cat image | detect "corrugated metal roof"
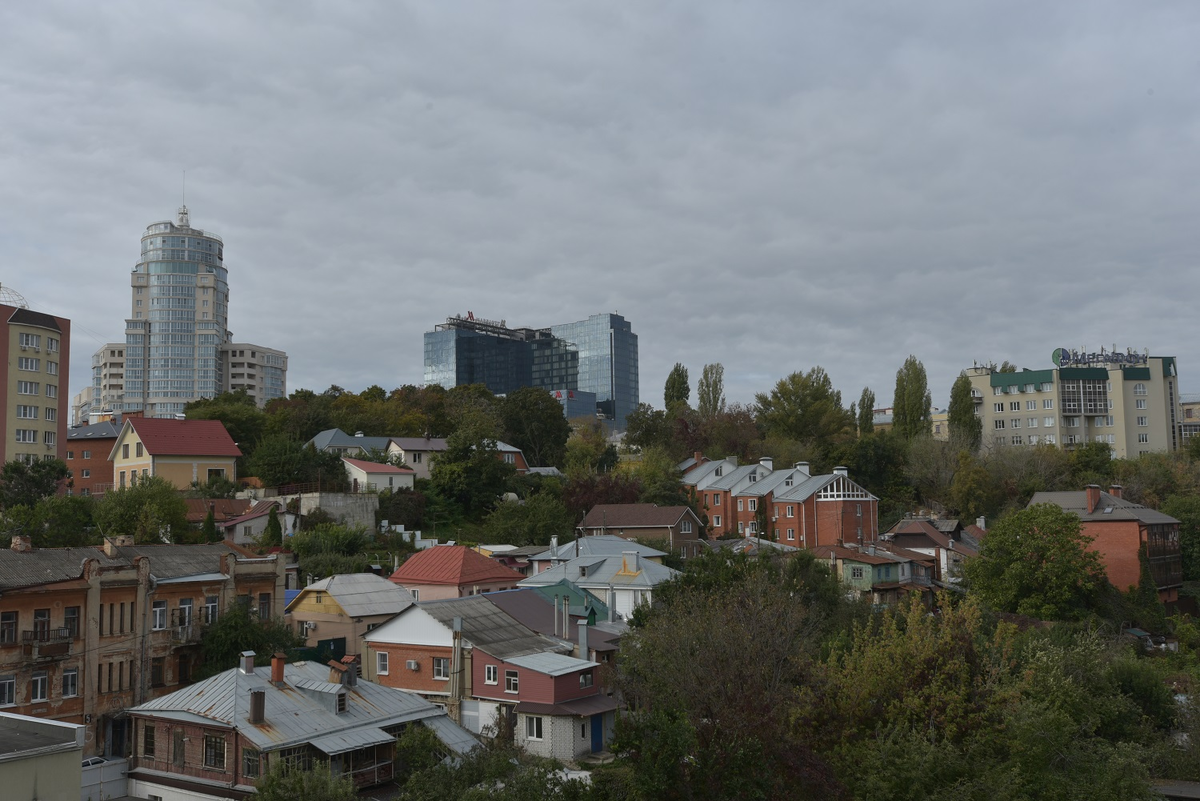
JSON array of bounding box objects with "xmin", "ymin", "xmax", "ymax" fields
[
  {"xmin": 506, "ymin": 652, "xmax": 597, "ymax": 677},
  {"xmin": 131, "ymin": 659, "xmax": 475, "ymax": 753},
  {"xmin": 0, "ymin": 542, "xmax": 261, "ymax": 591},
  {"xmin": 579, "ymin": 504, "xmax": 692, "ymax": 529},
  {"xmin": 310, "ymin": 726, "xmax": 393, "ymax": 755},
  {"xmin": 1029, "ymin": 491, "xmax": 1179, "ymax": 525},
  {"xmin": 418, "ymin": 596, "xmax": 565, "ymax": 660},
  {"xmin": 529, "ymin": 535, "xmax": 664, "ymax": 563},
  {"xmin": 422, "ymin": 715, "xmax": 481, "ymax": 755},
  {"xmin": 519, "ymin": 554, "xmax": 679, "ymax": 592},
  {"xmin": 287, "ymin": 573, "xmax": 414, "ymax": 617}
]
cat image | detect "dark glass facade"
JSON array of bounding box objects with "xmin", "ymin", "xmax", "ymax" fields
[{"xmin": 551, "ymin": 313, "xmax": 639, "ymax": 428}]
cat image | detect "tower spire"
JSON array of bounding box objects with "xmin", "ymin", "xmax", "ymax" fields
[{"xmin": 177, "ymin": 170, "xmax": 189, "ymax": 226}]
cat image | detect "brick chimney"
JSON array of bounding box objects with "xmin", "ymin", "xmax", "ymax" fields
[
  {"xmin": 9, "ymin": 535, "xmax": 31, "ymax": 553},
  {"xmin": 1109, "ymin": 484, "xmax": 1123, "ymax": 500},
  {"xmin": 328, "ymin": 660, "xmax": 349, "ymax": 686},
  {"xmin": 1085, "ymin": 484, "xmax": 1101, "ymax": 515},
  {"xmin": 271, "ymin": 652, "xmax": 286, "ymax": 687}
]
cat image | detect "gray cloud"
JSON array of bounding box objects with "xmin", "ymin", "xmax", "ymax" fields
[{"xmin": 2, "ymin": 0, "xmax": 1198, "ymax": 414}]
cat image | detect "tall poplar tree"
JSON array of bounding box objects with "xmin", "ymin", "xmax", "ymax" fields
[
  {"xmin": 696, "ymin": 363, "xmax": 726, "ymax": 420},
  {"xmin": 664, "ymin": 363, "xmax": 690, "ymax": 409},
  {"xmin": 892, "ymin": 356, "xmax": 932, "ymax": 440},
  {"xmin": 857, "ymin": 387, "xmax": 876, "ymax": 437},
  {"xmin": 948, "ymin": 372, "xmax": 982, "ymax": 452}
]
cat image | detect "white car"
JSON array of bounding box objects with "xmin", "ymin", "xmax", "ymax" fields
[{"xmin": 81, "ymin": 756, "xmax": 108, "ymax": 767}]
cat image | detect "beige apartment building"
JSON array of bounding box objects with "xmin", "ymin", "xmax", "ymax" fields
[
  {"xmin": 967, "ymin": 351, "xmax": 1180, "ymax": 459},
  {"xmin": 1, "ymin": 293, "xmax": 69, "ymax": 464}
]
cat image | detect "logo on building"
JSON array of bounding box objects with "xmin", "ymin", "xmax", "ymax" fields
[{"xmin": 1052, "ymin": 347, "xmax": 1149, "ymax": 368}]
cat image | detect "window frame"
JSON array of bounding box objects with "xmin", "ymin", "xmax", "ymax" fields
[
  {"xmin": 485, "ymin": 664, "xmax": 498, "ymax": 685},
  {"xmin": 524, "ymin": 715, "xmax": 544, "ymax": 741},
  {"xmin": 432, "ymin": 657, "xmax": 450, "ymax": 681},
  {"xmin": 62, "ymin": 668, "xmax": 78, "ymax": 698},
  {"xmin": 203, "ymin": 733, "xmax": 226, "ymax": 770},
  {"xmin": 505, "ymin": 669, "xmax": 519, "ymax": 694},
  {"xmin": 376, "ymin": 651, "xmax": 389, "ymax": 675}
]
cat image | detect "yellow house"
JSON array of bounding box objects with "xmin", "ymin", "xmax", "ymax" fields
[{"xmin": 109, "ymin": 417, "xmax": 241, "ymax": 490}]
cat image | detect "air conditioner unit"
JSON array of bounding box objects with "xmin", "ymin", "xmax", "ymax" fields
[
  {"xmin": 19, "ymin": 346, "xmax": 26, "ymax": 351},
  {"xmin": 304, "ymin": 621, "xmax": 317, "ymax": 632},
  {"xmin": 406, "ymin": 660, "xmax": 420, "ymax": 671}
]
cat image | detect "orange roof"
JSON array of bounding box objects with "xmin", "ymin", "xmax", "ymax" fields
[
  {"xmin": 389, "ymin": 545, "xmax": 525, "ymax": 587},
  {"xmin": 184, "ymin": 498, "xmax": 252, "ymax": 524},
  {"xmin": 126, "ymin": 417, "xmax": 242, "ymax": 457}
]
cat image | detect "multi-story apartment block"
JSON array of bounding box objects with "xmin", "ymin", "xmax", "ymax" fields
[
  {"xmin": 0, "ymin": 535, "xmax": 289, "ymax": 758},
  {"xmin": 65, "ymin": 419, "xmax": 121, "ymax": 496},
  {"xmin": 1, "ymin": 291, "xmax": 69, "ymax": 464},
  {"xmin": 90, "ymin": 208, "xmax": 287, "ymax": 418},
  {"xmin": 424, "ymin": 311, "xmax": 639, "ymax": 428},
  {"xmin": 966, "ymin": 350, "xmax": 1180, "ymax": 459}
]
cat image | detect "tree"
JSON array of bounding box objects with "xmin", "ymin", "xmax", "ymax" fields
[
  {"xmin": 185, "ymin": 390, "xmax": 266, "ymax": 459},
  {"xmin": 564, "ymin": 419, "xmax": 618, "ymax": 474},
  {"xmin": 499, "ymin": 386, "xmax": 570, "ymax": 468},
  {"xmin": 963, "ymin": 503, "xmax": 1107, "ymax": 619},
  {"xmin": 253, "ymin": 760, "xmax": 357, "ymax": 801},
  {"xmin": 755, "ymin": 368, "xmax": 854, "ymax": 459},
  {"xmin": 0, "ymin": 459, "xmax": 70, "ymax": 509},
  {"xmin": 257, "ymin": 505, "xmax": 284, "ymax": 549},
  {"xmin": 891, "ymin": 355, "xmax": 932, "ymax": 440},
  {"xmin": 194, "ymin": 602, "xmax": 303, "ymax": 680},
  {"xmin": 25, "ymin": 494, "xmax": 98, "ymax": 547},
  {"xmin": 663, "ymin": 363, "xmax": 690, "ymax": 409},
  {"xmin": 483, "ymin": 491, "xmax": 574, "ymax": 546},
  {"xmin": 948, "ymin": 452, "xmax": 1003, "ymax": 523},
  {"xmin": 201, "ymin": 508, "xmax": 220, "ymax": 542},
  {"xmin": 93, "ymin": 475, "xmax": 189, "ymax": 543},
  {"xmin": 246, "ymin": 435, "xmax": 347, "ymax": 490},
  {"xmin": 696, "ymin": 363, "xmax": 726, "ymax": 420},
  {"xmin": 948, "ymin": 371, "xmax": 982, "ymax": 452},
  {"xmin": 623, "ymin": 403, "xmax": 671, "ymax": 452},
  {"xmin": 429, "ymin": 416, "xmax": 517, "ymax": 520},
  {"xmin": 856, "ymin": 387, "xmax": 875, "ymax": 437},
  {"xmin": 1162, "ymin": 494, "xmax": 1200, "ymax": 582}
]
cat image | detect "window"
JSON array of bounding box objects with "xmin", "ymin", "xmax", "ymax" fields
[
  {"xmin": 1026, "ymin": 400, "xmax": 1037, "ymax": 410},
  {"xmin": 18, "ymin": 333, "xmax": 40, "ymax": 348},
  {"xmin": 1044, "ymin": 417, "xmax": 1055, "ymax": 427},
  {"xmin": 45, "ymin": 384, "xmax": 56, "ymax": 398},
  {"xmin": 63, "ymin": 668, "xmax": 78, "ymax": 698},
  {"xmin": 1011, "ymin": 435, "xmax": 1023, "ymax": 445},
  {"xmin": 1139, "ymin": 433, "xmax": 1150, "ymax": 444},
  {"xmin": 579, "ymin": 671, "xmax": 594, "ymax": 689},
  {"xmin": 151, "ymin": 657, "xmax": 165, "ymax": 687},
  {"xmin": 42, "ymin": 431, "xmax": 55, "ymax": 447},
  {"xmin": 680, "ymin": 519, "xmax": 692, "ymax": 533},
  {"xmin": 243, "ymin": 748, "xmax": 260, "ymax": 779},
  {"xmin": 1064, "ymin": 417, "xmax": 1080, "ymax": 428},
  {"xmin": 1010, "ymin": 418, "xmax": 1021, "ymax": 428},
  {"xmin": 203, "ymin": 734, "xmax": 226, "ymax": 769},
  {"xmin": 787, "ymin": 529, "xmax": 795, "ymax": 540},
  {"xmin": 46, "ymin": 361, "xmax": 58, "ymax": 376},
  {"xmin": 1134, "ymin": 383, "xmax": 1147, "ymax": 396},
  {"xmin": 144, "ymin": 725, "xmax": 156, "ymax": 758},
  {"xmin": 1025, "ymin": 384, "xmax": 1035, "ymax": 393},
  {"xmin": 993, "ymin": 402, "xmax": 1003, "ymax": 413},
  {"xmin": 208, "ymin": 468, "xmax": 226, "ymax": 482},
  {"xmin": 737, "ymin": 521, "xmax": 744, "ymax": 534},
  {"xmin": 152, "ymin": 600, "xmax": 167, "ymax": 630},
  {"xmin": 410, "ymin": 589, "xmax": 419, "ymax": 602},
  {"xmin": 524, "ymin": 715, "xmax": 544, "ymax": 740},
  {"xmin": 31, "ymin": 671, "xmax": 47, "ymax": 702},
  {"xmin": 178, "ymin": 598, "xmax": 193, "ymax": 627},
  {"xmin": 485, "ymin": 664, "xmax": 498, "ymax": 684},
  {"xmin": 712, "ymin": 495, "xmax": 720, "ymax": 506},
  {"xmin": 258, "ymin": 593, "xmax": 271, "ymax": 620},
  {"xmin": 376, "ymin": 652, "xmax": 389, "ymax": 675},
  {"xmin": 122, "ymin": 444, "xmax": 130, "ymax": 459},
  {"xmin": 503, "ymin": 453, "xmax": 515, "ymax": 464},
  {"xmin": 33, "ymin": 608, "xmax": 49, "ymax": 637},
  {"xmin": 850, "ymin": 566, "xmax": 864, "ymax": 580},
  {"xmin": 433, "ymin": 657, "xmax": 450, "ymax": 680},
  {"xmin": 994, "ymin": 420, "xmax": 1006, "ymax": 430},
  {"xmin": 14, "ymin": 429, "xmax": 37, "ymax": 443},
  {"xmin": 505, "ymin": 670, "xmax": 519, "ymax": 693},
  {"xmin": 737, "ymin": 499, "xmax": 743, "ymax": 511},
  {"xmin": 136, "ymin": 443, "xmax": 143, "ymax": 457},
  {"xmin": 15, "ymin": 405, "xmax": 37, "ymax": 419},
  {"xmin": 0, "ymin": 676, "xmax": 13, "ymax": 706},
  {"xmin": 786, "ymin": 505, "xmax": 794, "ymax": 518},
  {"xmin": 44, "ymin": 407, "xmax": 55, "ymax": 422},
  {"xmin": 1045, "ymin": 434, "xmax": 1056, "ymax": 444},
  {"xmin": 993, "ymin": 386, "xmax": 1003, "ymax": 396},
  {"xmin": 17, "ymin": 381, "xmax": 37, "ymax": 395},
  {"xmin": 748, "ymin": 499, "xmax": 757, "ymax": 511},
  {"xmin": 1009, "ymin": 401, "xmax": 1020, "ymax": 411},
  {"xmin": 18, "ymin": 357, "xmax": 39, "ymax": 371},
  {"xmin": 1044, "ymin": 399, "xmax": 1054, "ymax": 409},
  {"xmin": 64, "ymin": 606, "xmax": 79, "ymax": 638},
  {"xmin": 1137, "ymin": 416, "xmax": 1148, "ymax": 427},
  {"xmin": 712, "ymin": 515, "xmax": 721, "ymax": 527},
  {"xmin": 1028, "ymin": 418, "xmax": 1038, "ymax": 428},
  {"xmin": 205, "ymin": 596, "xmax": 219, "ymax": 624},
  {"xmin": 1136, "ymin": 398, "xmax": 1147, "ymax": 410}
]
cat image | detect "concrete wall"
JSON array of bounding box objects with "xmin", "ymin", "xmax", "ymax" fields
[
  {"xmin": 0, "ymin": 712, "xmax": 84, "ymax": 801},
  {"xmin": 298, "ymin": 492, "xmax": 379, "ymax": 528}
]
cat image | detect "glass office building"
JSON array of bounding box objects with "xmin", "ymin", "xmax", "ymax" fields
[
  {"xmin": 124, "ymin": 206, "xmax": 229, "ymax": 418},
  {"xmin": 551, "ymin": 313, "xmax": 639, "ymax": 427},
  {"xmin": 424, "ymin": 312, "xmax": 639, "ymax": 429}
]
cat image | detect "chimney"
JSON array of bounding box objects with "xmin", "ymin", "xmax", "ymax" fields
[
  {"xmin": 9, "ymin": 535, "xmax": 31, "ymax": 553},
  {"xmin": 239, "ymin": 651, "xmax": 255, "ymax": 674},
  {"xmin": 976, "ymin": 516, "xmax": 986, "ymax": 531},
  {"xmin": 550, "ymin": 535, "xmax": 558, "ymax": 557},
  {"xmin": 1085, "ymin": 484, "xmax": 1101, "ymax": 515},
  {"xmin": 693, "ymin": 451, "xmax": 703, "ymax": 464},
  {"xmin": 622, "ymin": 550, "xmax": 640, "ymax": 573},
  {"xmin": 577, "ymin": 621, "xmax": 589, "ymax": 661},
  {"xmin": 758, "ymin": 457, "xmax": 773, "ymax": 471},
  {"xmin": 328, "ymin": 660, "xmax": 349, "ymax": 685},
  {"xmin": 271, "ymin": 652, "xmax": 286, "ymax": 686},
  {"xmin": 833, "ymin": 466, "xmax": 849, "ymax": 477},
  {"xmin": 794, "ymin": 462, "xmax": 810, "ymax": 475},
  {"xmin": 1109, "ymin": 484, "xmax": 1123, "ymax": 500},
  {"xmin": 248, "ymin": 690, "xmax": 265, "ymax": 724},
  {"xmin": 341, "ymin": 654, "xmax": 359, "ymax": 686}
]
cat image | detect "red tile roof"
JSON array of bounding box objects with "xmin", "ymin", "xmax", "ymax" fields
[
  {"xmin": 184, "ymin": 498, "xmax": 253, "ymax": 524},
  {"xmin": 389, "ymin": 545, "xmax": 525, "ymax": 587},
  {"xmin": 342, "ymin": 457, "xmax": 415, "ymax": 474},
  {"xmin": 127, "ymin": 418, "xmax": 242, "ymax": 457}
]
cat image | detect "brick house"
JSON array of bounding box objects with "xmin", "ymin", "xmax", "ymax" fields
[
  {"xmin": 577, "ymin": 504, "xmax": 705, "ymax": 558},
  {"xmin": 1029, "ymin": 485, "xmax": 1183, "ymax": 606},
  {"xmin": 686, "ymin": 459, "xmax": 774, "ymax": 537},
  {"xmin": 127, "ymin": 652, "xmax": 477, "ymax": 799},
  {"xmin": 768, "ymin": 467, "xmax": 880, "ymax": 550},
  {"xmin": 64, "ymin": 419, "xmax": 121, "ymax": 495},
  {"xmin": 109, "ymin": 417, "xmax": 242, "ymax": 491},
  {"xmin": 0, "ymin": 535, "xmax": 288, "ymax": 757},
  {"xmin": 388, "ymin": 545, "xmax": 526, "ymax": 601}
]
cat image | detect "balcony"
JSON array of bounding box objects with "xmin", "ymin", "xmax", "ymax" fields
[{"xmin": 22, "ymin": 627, "xmax": 73, "ymax": 659}]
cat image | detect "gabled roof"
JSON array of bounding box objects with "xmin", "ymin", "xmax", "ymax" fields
[
  {"xmin": 306, "ymin": 428, "xmax": 392, "ymax": 453},
  {"xmin": 117, "ymin": 417, "xmax": 241, "ymax": 458},
  {"xmin": 704, "ymin": 463, "xmax": 769, "ymax": 492},
  {"xmin": 129, "ymin": 658, "xmax": 476, "ymax": 754},
  {"xmin": 737, "ymin": 468, "xmax": 809, "ymax": 498},
  {"xmin": 184, "ymin": 498, "xmax": 252, "ymax": 524},
  {"xmin": 579, "ymin": 504, "xmax": 697, "ymax": 529},
  {"xmin": 887, "ymin": 521, "xmax": 979, "ymax": 557},
  {"xmin": 519, "ymin": 553, "xmax": 680, "ymax": 592},
  {"xmin": 342, "ymin": 457, "xmax": 415, "ymax": 474},
  {"xmin": 529, "ymin": 535, "xmax": 666, "ymax": 563},
  {"xmin": 773, "ymin": 473, "xmax": 880, "ymax": 502},
  {"xmin": 680, "ymin": 459, "xmax": 733, "ymax": 488},
  {"xmin": 418, "ymin": 595, "xmax": 566, "ymax": 660},
  {"xmin": 389, "ymin": 437, "xmax": 449, "ymax": 452},
  {"xmin": 389, "ymin": 545, "xmax": 525, "ymax": 587},
  {"xmin": 1029, "ymin": 491, "xmax": 1179, "ymax": 525},
  {"xmin": 812, "ymin": 544, "xmax": 902, "ymax": 566},
  {"xmin": 67, "ymin": 420, "xmax": 122, "ymax": 441},
  {"xmin": 221, "ymin": 499, "xmax": 286, "ymax": 529},
  {"xmin": 287, "ymin": 573, "xmax": 415, "ymax": 617}
]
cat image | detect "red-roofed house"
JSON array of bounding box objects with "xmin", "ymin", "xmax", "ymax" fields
[
  {"xmin": 183, "ymin": 498, "xmax": 252, "ymax": 526},
  {"xmin": 221, "ymin": 499, "xmax": 298, "ymax": 546},
  {"xmin": 342, "ymin": 457, "xmax": 416, "ymax": 493},
  {"xmin": 109, "ymin": 417, "xmax": 242, "ymax": 490},
  {"xmin": 388, "ymin": 545, "xmax": 526, "ymax": 601}
]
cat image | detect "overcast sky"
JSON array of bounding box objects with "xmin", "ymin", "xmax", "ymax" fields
[{"xmin": 4, "ymin": 1, "xmax": 1198, "ymax": 414}]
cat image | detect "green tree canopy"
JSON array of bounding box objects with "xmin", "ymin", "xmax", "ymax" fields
[
  {"xmin": 0, "ymin": 458, "xmax": 71, "ymax": 509},
  {"xmin": 696, "ymin": 363, "xmax": 725, "ymax": 420},
  {"xmin": 254, "ymin": 759, "xmax": 357, "ymax": 801},
  {"xmin": 856, "ymin": 387, "xmax": 875, "ymax": 437},
  {"xmin": 663, "ymin": 363, "xmax": 690, "ymax": 409},
  {"xmin": 963, "ymin": 503, "xmax": 1108, "ymax": 619},
  {"xmin": 93, "ymin": 475, "xmax": 189, "ymax": 543},
  {"xmin": 948, "ymin": 371, "xmax": 982, "ymax": 452},
  {"xmin": 482, "ymin": 491, "xmax": 575, "ymax": 546},
  {"xmin": 194, "ymin": 602, "xmax": 303, "ymax": 681},
  {"xmin": 185, "ymin": 390, "xmax": 267, "ymax": 459},
  {"xmin": 246, "ymin": 434, "xmax": 347, "ymax": 490},
  {"xmin": 755, "ymin": 367, "xmax": 854, "ymax": 459},
  {"xmin": 891, "ymin": 355, "xmax": 932, "ymax": 440},
  {"xmin": 623, "ymin": 403, "xmax": 671, "ymax": 452},
  {"xmin": 499, "ymin": 386, "xmax": 570, "ymax": 468},
  {"xmin": 429, "ymin": 416, "xmax": 516, "ymax": 521}
]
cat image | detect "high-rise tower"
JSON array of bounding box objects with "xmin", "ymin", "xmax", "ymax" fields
[{"xmin": 122, "ymin": 205, "xmax": 229, "ymax": 418}]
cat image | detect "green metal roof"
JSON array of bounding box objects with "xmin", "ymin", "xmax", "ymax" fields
[
  {"xmin": 989, "ymin": 369, "xmax": 1055, "ymax": 388},
  {"xmin": 1161, "ymin": 356, "xmax": 1177, "ymax": 377},
  {"xmin": 1121, "ymin": 367, "xmax": 1151, "ymax": 380}
]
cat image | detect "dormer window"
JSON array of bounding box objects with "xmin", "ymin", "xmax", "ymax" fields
[
  {"xmin": 715, "ymin": 467, "xmax": 723, "ymax": 477},
  {"xmin": 337, "ymin": 692, "xmax": 347, "ymax": 713}
]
